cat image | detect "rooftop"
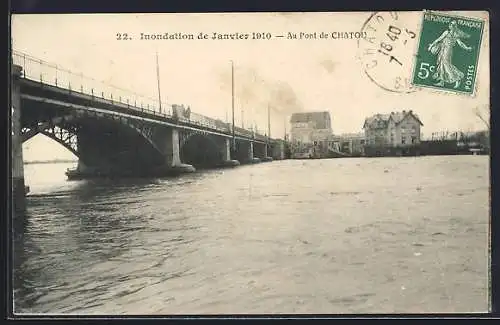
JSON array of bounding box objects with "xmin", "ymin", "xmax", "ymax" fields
[
  {"xmin": 290, "ymin": 111, "xmax": 331, "ymax": 129},
  {"xmin": 363, "ymin": 110, "xmax": 423, "ymax": 129}
]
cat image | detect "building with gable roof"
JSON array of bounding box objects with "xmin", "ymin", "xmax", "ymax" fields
[{"xmin": 363, "ymin": 110, "xmax": 423, "ymax": 148}]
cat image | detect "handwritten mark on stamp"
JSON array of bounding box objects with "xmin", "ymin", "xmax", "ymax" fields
[
  {"xmin": 411, "ymin": 11, "xmax": 485, "ymax": 95},
  {"xmin": 358, "ymin": 11, "xmax": 420, "ymax": 94}
]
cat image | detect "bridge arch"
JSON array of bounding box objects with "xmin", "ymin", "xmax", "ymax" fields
[
  {"xmin": 22, "ymin": 122, "xmax": 80, "ymax": 161},
  {"xmin": 180, "ymin": 133, "xmax": 224, "ymax": 168},
  {"xmin": 21, "ymin": 115, "xmax": 77, "ymax": 143},
  {"xmin": 22, "ymin": 132, "xmax": 79, "ymax": 166},
  {"xmin": 72, "ymin": 117, "xmax": 166, "ymax": 173},
  {"xmin": 39, "ymin": 128, "xmax": 79, "ymax": 158},
  {"xmin": 21, "ymin": 112, "xmax": 167, "ymax": 159},
  {"xmin": 75, "ymin": 113, "xmax": 167, "ymax": 158},
  {"xmin": 124, "ymin": 122, "xmax": 163, "ymax": 156}
]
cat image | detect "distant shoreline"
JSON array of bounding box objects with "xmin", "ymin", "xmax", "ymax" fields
[{"xmin": 24, "ymin": 160, "xmax": 77, "ymax": 165}]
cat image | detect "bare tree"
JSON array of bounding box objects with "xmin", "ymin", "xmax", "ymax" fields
[
  {"xmin": 474, "ymin": 105, "xmax": 490, "ymax": 129},
  {"xmin": 472, "ymin": 106, "xmax": 490, "ymax": 152}
]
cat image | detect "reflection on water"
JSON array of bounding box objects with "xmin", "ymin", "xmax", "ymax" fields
[{"xmin": 15, "ymin": 156, "xmax": 489, "ymax": 314}]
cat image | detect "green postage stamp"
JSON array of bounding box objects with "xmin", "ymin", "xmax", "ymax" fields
[{"xmin": 411, "ymin": 11, "xmax": 485, "ymax": 95}]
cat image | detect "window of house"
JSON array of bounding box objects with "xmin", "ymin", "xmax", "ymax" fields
[
  {"xmin": 401, "ymin": 137, "xmax": 406, "ymax": 144},
  {"xmin": 411, "ymin": 136, "xmax": 417, "ymax": 144}
]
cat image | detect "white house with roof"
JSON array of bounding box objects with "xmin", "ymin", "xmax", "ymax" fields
[{"xmin": 363, "ymin": 110, "xmax": 423, "ymax": 148}]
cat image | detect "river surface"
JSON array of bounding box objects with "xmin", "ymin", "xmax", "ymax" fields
[{"xmin": 14, "ymin": 155, "xmax": 490, "ymax": 314}]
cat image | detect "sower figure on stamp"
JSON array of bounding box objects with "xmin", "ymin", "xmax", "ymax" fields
[{"xmin": 427, "ymin": 20, "xmax": 473, "ymax": 89}]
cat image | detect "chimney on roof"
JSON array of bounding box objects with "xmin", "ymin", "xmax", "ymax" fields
[{"xmin": 402, "ymin": 110, "xmax": 406, "ymax": 113}]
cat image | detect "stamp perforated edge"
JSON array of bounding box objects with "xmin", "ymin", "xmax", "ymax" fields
[{"xmin": 409, "ymin": 10, "xmax": 486, "ymax": 97}]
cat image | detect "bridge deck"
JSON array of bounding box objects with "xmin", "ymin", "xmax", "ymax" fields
[
  {"xmin": 20, "ymin": 78, "xmax": 277, "ymax": 144},
  {"xmin": 13, "ymin": 51, "xmax": 280, "ymax": 145}
]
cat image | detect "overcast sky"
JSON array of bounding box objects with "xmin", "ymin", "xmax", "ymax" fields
[{"xmin": 12, "ymin": 11, "xmax": 489, "ymax": 160}]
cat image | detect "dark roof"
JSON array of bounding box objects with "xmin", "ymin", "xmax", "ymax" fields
[
  {"xmin": 363, "ymin": 114, "xmax": 390, "ymax": 129},
  {"xmin": 363, "ymin": 110, "xmax": 423, "ymax": 129},
  {"xmin": 290, "ymin": 111, "xmax": 331, "ymax": 129}
]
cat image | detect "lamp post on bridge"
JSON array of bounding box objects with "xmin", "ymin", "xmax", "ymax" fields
[
  {"xmin": 155, "ymin": 51, "xmax": 163, "ymax": 114},
  {"xmin": 241, "ymin": 106, "xmax": 245, "ymax": 129},
  {"xmin": 284, "ymin": 115, "xmax": 288, "ymax": 141},
  {"xmin": 267, "ymin": 104, "xmax": 271, "ymax": 141},
  {"xmin": 231, "ymin": 60, "xmax": 236, "ymax": 151}
]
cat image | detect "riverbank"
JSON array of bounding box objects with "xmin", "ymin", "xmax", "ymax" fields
[
  {"xmin": 25, "ymin": 160, "xmax": 77, "ymax": 165},
  {"xmin": 290, "ymin": 151, "xmax": 489, "ymax": 160}
]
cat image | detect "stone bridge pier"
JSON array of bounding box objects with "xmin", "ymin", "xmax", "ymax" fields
[
  {"xmin": 233, "ymin": 140, "xmax": 259, "ymax": 164},
  {"xmin": 220, "ymin": 138, "xmax": 240, "ymax": 167},
  {"xmin": 159, "ymin": 128, "xmax": 196, "ymax": 175},
  {"xmin": 12, "ymin": 65, "xmax": 26, "ymax": 214},
  {"xmin": 253, "ymin": 142, "xmax": 272, "ymax": 162},
  {"xmin": 271, "ymin": 141, "xmax": 286, "ymax": 160}
]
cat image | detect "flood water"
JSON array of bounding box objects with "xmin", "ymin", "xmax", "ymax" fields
[{"xmin": 14, "ymin": 155, "xmax": 490, "ymax": 314}]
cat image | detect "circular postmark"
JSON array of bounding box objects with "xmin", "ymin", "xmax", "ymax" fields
[{"xmin": 357, "ymin": 11, "xmax": 422, "ymax": 93}]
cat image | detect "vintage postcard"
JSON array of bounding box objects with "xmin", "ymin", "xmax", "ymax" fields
[{"xmin": 11, "ymin": 11, "xmax": 490, "ymax": 315}]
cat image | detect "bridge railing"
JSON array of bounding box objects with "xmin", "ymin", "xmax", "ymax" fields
[
  {"xmin": 12, "ymin": 51, "xmax": 173, "ymax": 117},
  {"xmin": 181, "ymin": 111, "xmax": 231, "ymax": 133},
  {"xmin": 12, "ymin": 50, "xmax": 272, "ymax": 141},
  {"xmin": 179, "ymin": 112, "xmax": 269, "ymax": 141}
]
